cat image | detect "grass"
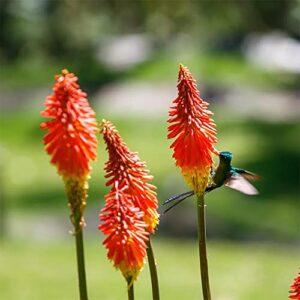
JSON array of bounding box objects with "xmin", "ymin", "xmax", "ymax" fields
[{"xmin": 0, "ymin": 238, "xmax": 298, "ymax": 300}]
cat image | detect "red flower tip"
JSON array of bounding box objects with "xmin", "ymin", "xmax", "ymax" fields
[
  {"xmin": 168, "ymin": 64, "xmax": 218, "ymax": 194},
  {"xmin": 99, "ymin": 187, "xmax": 149, "ymax": 280},
  {"xmin": 101, "ymin": 120, "xmax": 159, "ymax": 233},
  {"xmin": 41, "ymin": 69, "xmax": 98, "ymax": 178},
  {"xmin": 289, "ymin": 271, "xmax": 300, "ymax": 299}
]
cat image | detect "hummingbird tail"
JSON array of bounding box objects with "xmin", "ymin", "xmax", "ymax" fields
[
  {"xmin": 162, "ymin": 191, "xmax": 195, "ymax": 214},
  {"xmin": 163, "ymin": 191, "xmax": 194, "ymax": 205},
  {"xmin": 163, "ymin": 197, "xmax": 187, "ymax": 214}
]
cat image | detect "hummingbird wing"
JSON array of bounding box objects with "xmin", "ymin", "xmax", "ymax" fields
[
  {"xmin": 233, "ymin": 168, "xmax": 261, "ymax": 181},
  {"xmin": 240, "ymin": 171, "xmax": 261, "ymax": 181},
  {"xmin": 225, "ymin": 175, "xmax": 259, "ymax": 195}
]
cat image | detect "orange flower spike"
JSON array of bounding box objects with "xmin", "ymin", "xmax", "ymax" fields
[
  {"xmin": 168, "ymin": 64, "xmax": 219, "ymax": 195},
  {"xmin": 101, "ymin": 120, "xmax": 159, "ymax": 233},
  {"xmin": 41, "ymin": 69, "xmax": 98, "ymax": 177},
  {"xmin": 41, "ymin": 69, "xmax": 98, "ymax": 228},
  {"xmin": 289, "ymin": 271, "xmax": 300, "ymax": 299},
  {"xmin": 99, "ymin": 187, "xmax": 149, "ymax": 281}
]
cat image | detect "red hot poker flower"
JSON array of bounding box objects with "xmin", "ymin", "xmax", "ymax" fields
[
  {"xmin": 41, "ymin": 69, "xmax": 98, "ymax": 178},
  {"xmin": 99, "ymin": 186, "xmax": 149, "ymax": 281},
  {"xmin": 289, "ymin": 271, "xmax": 300, "ymax": 299},
  {"xmin": 40, "ymin": 69, "xmax": 98, "ymax": 228},
  {"xmin": 168, "ymin": 64, "xmax": 219, "ymax": 195},
  {"xmin": 99, "ymin": 120, "xmax": 159, "ymax": 281},
  {"xmin": 101, "ymin": 120, "xmax": 159, "ymax": 233}
]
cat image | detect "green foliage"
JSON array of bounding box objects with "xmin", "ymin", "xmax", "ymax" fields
[{"xmin": 1, "ymin": 0, "xmax": 298, "ymax": 63}]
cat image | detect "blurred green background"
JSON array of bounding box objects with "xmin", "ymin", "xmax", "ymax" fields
[{"xmin": 0, "ymin": 1, "xmax": 299, "ymax": 299}]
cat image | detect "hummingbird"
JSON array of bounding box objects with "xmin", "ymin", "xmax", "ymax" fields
[{"xmin": 163, "ymin": 151, "xmax": 260, "ymax": 214}]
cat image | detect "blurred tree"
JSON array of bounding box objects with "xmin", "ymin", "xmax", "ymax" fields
[
  {"xmin": 0, "ymin": 0, "xmax": 25, "ymax": 61},
  {"xmin": 44, "ymin": 0, "xmax": 98, "ymax": 59},
  {"xmin": 0, "ymin": 0, "xmax": 299, "ymax": 66}
]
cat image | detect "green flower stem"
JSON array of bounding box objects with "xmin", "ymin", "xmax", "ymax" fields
[
  {"xmin": 196, "ymin": 194, "xmax": 211, "ymax": 300},
  {"xmin": 74, "ymin": 227, "xmax": 89, "ymax": 300},
  {"xmin": 127, "ymin": 277, "xmax": 134, "ymax": 300},
  {"xmin": 146, "ymin": 239, "xmax": 160, "ymax": 300}
]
